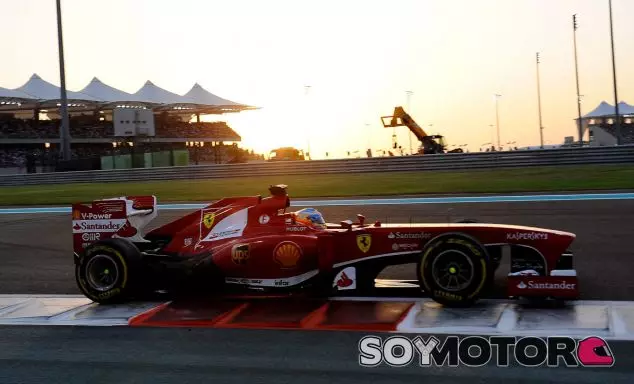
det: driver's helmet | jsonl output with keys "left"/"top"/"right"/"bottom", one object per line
{"left": 294, "top": 208, "right": 326, "bottom": 229}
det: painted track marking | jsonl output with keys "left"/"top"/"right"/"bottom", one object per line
{"left": 1, "top": 192, "right": 633, "bottom": 214}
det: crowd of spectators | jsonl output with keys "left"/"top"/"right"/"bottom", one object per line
{"left": 0, "top": 116, "right": 241, "bottom": 140}
{"left": 596, "top": 122, "right": 634, "bottom": 144}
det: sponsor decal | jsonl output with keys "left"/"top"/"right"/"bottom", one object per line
{"left": 517, "top": 280, "right": 576, "bottom": 290}
{"left": 392, "top": 243, "right": 418, "bottom": 251}
{"left": 509, "top": 269, "right": 540, "bottom": 276}
{"left": 72, "top": 210, "right": 81, "bottom": 220}
{"left": 231, "top": 244, "right": 250, "bottom": 265}
{"left": 507, "top": 232, "right": 549, "bottom": 241}
{"left": 274, "top": 241, "right": 302, "bottom": 268}
{"left": 208, "top": 229, "right": 242, "bottom": 240}
{"left": 286, "top": 225, "right": 308, "bottom": 232}
{"left": 225, "top": 277, "right": 263, "bottom": 285}
{"left": 72, "top": 219, "right": 126, "bottom": 233}
{"left": 388, "top": 232, "right": 431, "bottom": 240}
{"left": 357, "top": 234, "right": 372, "bottom": 253}
{"left": 274, "top": 279, "right": 289, "bottom": 287}
{"left": 201, "top": 208, "right": 248, "bottom": 242}
{"left": 184, "top": 237, "right": 193, "bottom": 247}
{"left": 81, "top": 232, "right": 101, "bottom": 241}
{"left": 258, "top": 214, "right": 270, "bottom": 224}
{"left": 333, "top": 267, "right": 356, "bottom": 290}
{"left": 80, "top": 212, "right": 112, "bottom": 220}
{"left": 358, "top": 335, "right": 614, "bottom": 368}
{"left": 203, "top": 213, "right": 216, "bottom": 229}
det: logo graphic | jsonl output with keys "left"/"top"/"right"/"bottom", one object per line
{"left": 258, "top": 214, "right": 270, "bottom": 224}
{"left": 333, "top": 267, "right": 356, "bottom": 290}
{"left": 73, "top": 223, "right": 81, "bottom": 231}
{"left": 81, "top": 232, "right": 100, "bottom": 241}
{"left": 184, "top": 237, "right": 193, "bottom": 247}
{"left": 231, "top": 244, "right": 250, "bottom": 265}
{"left": 388, "top": 232, "right": 431, "bottom": 240}
{"left": 517, "top": 281, "right": 527, "bottom": 289}
{"left": 72, "top": 210, "right": 81, "bottom": 220}
{"left": 577, "top": 336, "right": 615, "bottom": 367}
{"left": 392, "top": 243, "right": 399, "bottom": 251}
{"left": 358, "top": 335, "right": 615, "bottom": 368}
{"left": 274, "top": 241, "right": 302, "bottom": 268}
{"left": 203, "top": 213, "right": 215, "bottom": 229}
{"left": 357, "top": 234, "right": 372, "bottom": 253}
{"left": 507, "top": 232, "right": 549, "bottom": 240}
{"left": 72, "top": 219, "right": 127, "bottom": 233}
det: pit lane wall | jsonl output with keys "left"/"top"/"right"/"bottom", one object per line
{"left": 2, "top": 295, "right": 634, "bottom": 341}
{"left": 2, "top": 145, "right": 634, "bottom": 186}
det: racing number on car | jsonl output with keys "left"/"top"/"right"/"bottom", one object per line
{"left": 357, "top": 234, "right": 371, "bottom": 253}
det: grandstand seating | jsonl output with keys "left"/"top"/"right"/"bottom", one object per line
{"left": 596, "top": 123, "right": 634, "bottom": 144}
{"left": 0, "top": 117, "right": 240, "bottom": 140}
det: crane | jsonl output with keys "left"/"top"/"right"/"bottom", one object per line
{"left": 381, "top": 106, "right": 461, "bottom": 154}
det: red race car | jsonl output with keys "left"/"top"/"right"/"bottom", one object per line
{"left": 71, "top": 185, "right": 579, "bottom": 307}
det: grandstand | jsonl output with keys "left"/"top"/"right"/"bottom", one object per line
{"left": 579, "top": 101, "right": 634, "bottom": 146}
{"left": 0, "top": 74, "right": 261, "bottom": 172}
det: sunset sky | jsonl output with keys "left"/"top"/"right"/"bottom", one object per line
{"left": 1, "top": 0, "right": 633, "bottom": 159}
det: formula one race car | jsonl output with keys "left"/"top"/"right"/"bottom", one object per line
{"left": 71, "top": 185, "right": 579, "bottom": 307}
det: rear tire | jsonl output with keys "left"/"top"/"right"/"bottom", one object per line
{"left": 75, "top": 238, "right": 142, "bottom": 304}
{"left": 417, "top": 234, "right": 489, "bottom": 307}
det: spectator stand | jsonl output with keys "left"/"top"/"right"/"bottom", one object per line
{"left": 0, "top": 74, "right": 260, "bottom": 172}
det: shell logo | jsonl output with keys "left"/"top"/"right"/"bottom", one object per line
{"left": 72, "top": 210, "right": 81, "bottom": 220}
{"left": 274, "top": 241, "right": 302, "bottom": 268}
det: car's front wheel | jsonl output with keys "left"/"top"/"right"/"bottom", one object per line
{"left": 417, "top": 234, "right": 489, "bottom": 307}
{"left": 75, "top": 238, "right": 142, "bottom": 304}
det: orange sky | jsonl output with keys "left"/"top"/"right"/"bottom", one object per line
{"left": 1, "top": 0, "right": 633, "bottom": 158}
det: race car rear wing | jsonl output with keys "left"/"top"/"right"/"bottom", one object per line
{"left": 71, "top": 195, "right": 158, "bottom": 254}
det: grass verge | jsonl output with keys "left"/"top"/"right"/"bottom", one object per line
{"left": 1, "top": 164, "right": 633, "bottom": 206}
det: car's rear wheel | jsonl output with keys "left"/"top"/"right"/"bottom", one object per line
{"left": 417, "top": 234, "right": 489, "bottom": 307}
{"left": 75, "top": 238, "right": 142, "bottom": 304}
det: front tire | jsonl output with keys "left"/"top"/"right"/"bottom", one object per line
{"left": 417, "top": 234, "right": 489, "bottom": 307}
{"left": 75, "top": 238, "right": 142, "bottom": 304}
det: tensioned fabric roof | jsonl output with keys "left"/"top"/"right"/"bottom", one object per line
{"left": 0, "top": 73, "right": 254, "bottom": 111}
{"left": 582, "top": 101, "right": 634, "bottom": 118}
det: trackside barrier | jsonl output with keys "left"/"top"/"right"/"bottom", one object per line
{"left": 1, "top": 295, "right": 634, "bottom": 340}
{"left": 1, "top": 145, "right": 634, "bottom": 186}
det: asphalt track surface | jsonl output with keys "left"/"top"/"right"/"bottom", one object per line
{"left": 1, "top": 326, "right": 633, "bottom": 384}
{"left": 1, "top": 199, "right": 633, "bottom": 300}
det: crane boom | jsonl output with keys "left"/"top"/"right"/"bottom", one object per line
{"left": 381, "top": 106, "right": 429, "bottom": 142}
{"left": 381, "top": 106, "right": 447, "bottom": 154}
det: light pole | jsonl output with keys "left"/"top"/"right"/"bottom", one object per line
{"left": 304, "top": 85, "right": 311, "bottom": 159}
{"left": 536, "top": 52, "right": 544, "bottom": 149}
{"left": 608, "top": 0, "right": 621, "bottom": 144}
{"left": 406, "top": 90, "right": 413, "bottom": 155}
{"left": 56, "top": 0, "right": 71, "bottom": 161}
{"left": 494, "top": 94, "right": 501, "bottom": 150}
{"left": 573, "top": 14, "right": 584, "bottom": 145}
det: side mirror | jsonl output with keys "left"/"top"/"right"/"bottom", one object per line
{"left": 340, "top": 220, "right": 353, "bottom": 231}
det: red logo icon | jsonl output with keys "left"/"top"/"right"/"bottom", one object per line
{"left": 577, "top": 336, "right": 614, "bottom": 367}
{"left": 336, "top": 272, "right": 353, "bottom": 288}
{"left": 73, "top": 223, "right": 81, "bottom": 231}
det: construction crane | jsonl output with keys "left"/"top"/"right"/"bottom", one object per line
{"left": 381, "top": 106, "right": 461, "bottom": 154}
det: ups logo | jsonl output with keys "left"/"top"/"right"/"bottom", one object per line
{"left": 231, "top": 244, "right": 250, "bottom": 265}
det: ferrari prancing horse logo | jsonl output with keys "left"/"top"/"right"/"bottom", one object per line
{"left": 356, "top": 234, "right": 371, "bottom": 253}
{"left": 203, "top": 213, "right": 215, "bottom": 229}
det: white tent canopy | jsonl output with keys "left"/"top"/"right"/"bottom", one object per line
{"left": 0, "top": 74, "right": 255, "bottom": 110}
{"left": 184, "top": 83, "right": 242, "bottom": 106}
{"left": 79, "top": 77, "right": 145, "bottom": 103}
{"left": 0, "top": 86, "right": 34, "bottom": 101}
{"left": 15, "top": 74, "right": 99, "bottom": 102}
{"left": 133, "top": 80, "right": 197, "bottom": 105}
{"left": 583, "top": 101, "right": 634, "bottom": 118}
